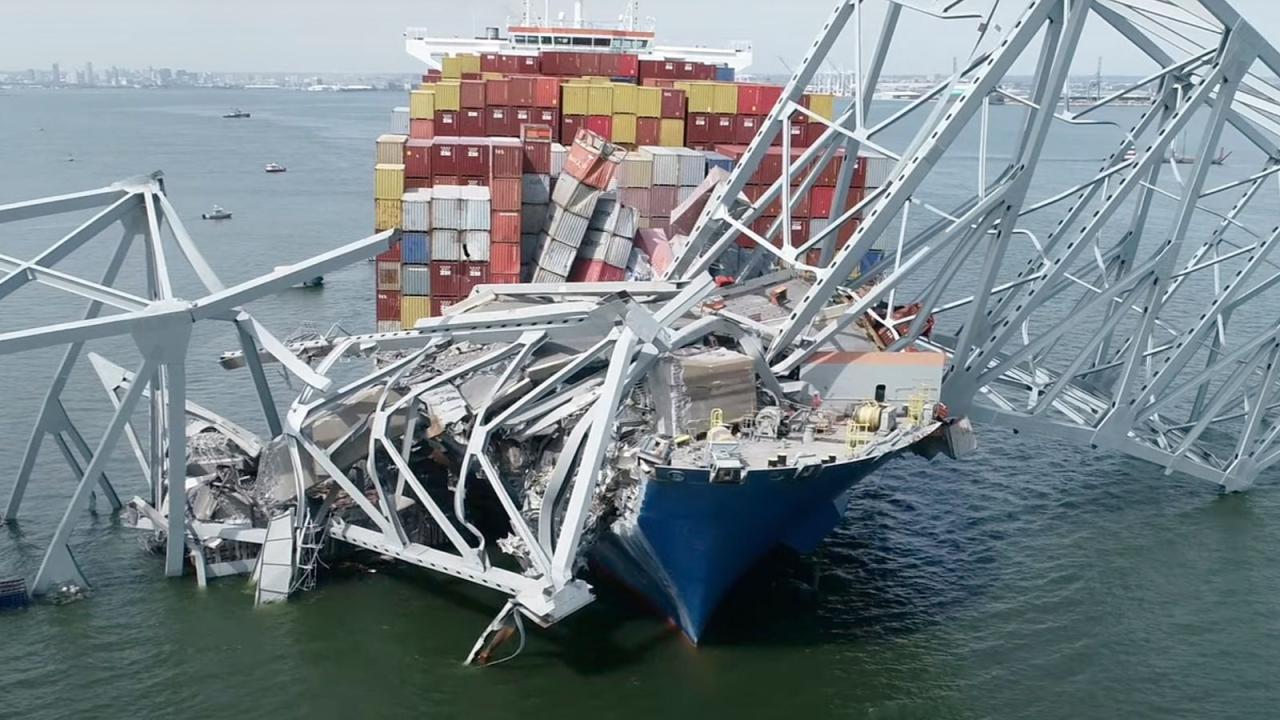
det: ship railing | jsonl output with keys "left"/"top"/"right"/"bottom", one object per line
{"left": 846, "top": 420, "right": 873, "bottom": 455}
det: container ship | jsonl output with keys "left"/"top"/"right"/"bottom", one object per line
{"left": 361, "top": 1, "right": 959, "bottom": 647}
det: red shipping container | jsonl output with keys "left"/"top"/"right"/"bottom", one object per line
{"left": 660, "top": 89, "right": 686, "bottom": 119}
{"left": 738, "top": 84, "right": 784, "bottom": 114}
{"left": 533, "top": 107, "right": 559, "bottom": 128}
{"left": 615, "top": 53, "right": 639, "bottom": 78}
{"left": 458, "top": 108, "right": 486, "bottom": 137}
{"left": 815, "top": 152, "right": 843, "bottom": 187}
{"left": 430, "top": 262, "right": 461, "bottom": 297}
{"left": 486, "top": 106, "right": 515, "bottom": 137}
{"left": 489, "top": 272, "right": 521, "bottom": 284}
{"left": 711, "top": 114, "right": 736, "bottom": 144}
{"left": 376, "top": 240, "right": 401, "bottom": 263}
{"left": 650, "top": 186, "right": 678, "bottom": 216}
{"left": 636, "top": 117, "right": 661, "bottom": 145}
{"left": 789, "top": 189, "right": 811, "bottom": 218}
{"left": 457, "top": 139, "right": 491, "bottom": 179}
{"left": 514, "top": 55, "right": 540, "bottom": 74}
{"left": 433, "top": 175, "right": 462, "bottom": 187}
{"left": 434, "top": 110, "right": 460, "bottom": 137}
{"left": 431, "top": 297, "right": 460, "bottom": 317}
{"left": 512, "top": 108, "right": 534, "bottom": 135}
{"left": 787, "top": 218, "right": 811, "bottom": 247}
{"left": 459, "top": 262, "right": 488, "bottom": 295}
{"left": 490, "top": 177, "right": 522, "bottom": 212}
{"left": 431, "top": 139, "right": 458, "bottom": 177}
{"left": 578, "top": 52, "right": 601, "bottom": 76}
{"left": 405, "top": 177, "right": 432, "bottom": 190}
{"left": 585, "top": 115, "right": 613, "bottom": 140}
{"left": 811, "top": 186, "right": 835, "bottom": 218}
{"left": 481, "top": 53, "right": 503, "bottom": 73}
{"left": 423, "top": 69, "right": 443, "bottom": 83}
{"left": 787, "top": 122, "right": 809, "bottom": 148}
{"left": 561, "top": 115, "right": 585, "bottom": 145}
{"left": 490, "top": 242, "right": 521, "bottom": 274}
{"left": 492, "top": 212, "right": 521, "bottom": 243}
{"left": 404, "top": 139, "right": 433, "bottom": 178}
{"left": 569, "top": 260, "right": 625, "bottom": 282}
{"left": 409, "top": 118, "right": 436, "bottom": 140}
{"left": 509, "top": 76, "right": 536, "bottom": 107}
{"left": 521, "top": 123, "right": 554, "bottom": 142}
{"left": 460, "top": 177, "right": 486, "bottom": 187}
{"left": 733, "top": 115, "right": 760, "bottom": 145}
{"left": 486, "top": 78, "right": 510, "bottom": 106}
{"left": 460, "top": 79, "right": 486, "bottom": 108}
{"left": 491, "top": 139, "right": 523, "bottom": 178}
{"left": 538, "top": 51, "right": 558, "bottom": 76}
{"left": 639, "top": 60, "right": 674, "bottom": 80}
{"left": 564, "top": 130, "right": 621, "bottom": 189}
{"left": 533, "top": 77, "right": 560, "bottom": 108}
{"left": 376, "top": 290, "right": 401, "bottom": 321}
{"left": 461, "top": 71, "right": 483, "bottom": 81}
{"left": 851, "top": 156, "right": 869, "bottom": 188}
{"left": 686, "top": 113, "right": 713, "bottom": 145}
{"left": 522, "top": 140, "right": 551, "bottom": 174}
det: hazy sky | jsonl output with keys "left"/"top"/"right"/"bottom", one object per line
{"left": 4, "top": 1, "right": 1280, "bottom": 76}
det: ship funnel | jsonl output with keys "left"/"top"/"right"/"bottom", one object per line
{"left": 484, "top": 26, "right": 500, "bottom": 40}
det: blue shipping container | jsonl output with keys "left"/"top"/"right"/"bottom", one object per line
{"left": 702, "top": 151, "right": 734, "bottom": 174}
{"left": 402, "top": 231, "right": 430, "bottom": 264}
{"left": 860, "top": 248, "right": 884, "bottom": 277}
{"left": 714, "top": 66, "right": 736, "bottom": 82}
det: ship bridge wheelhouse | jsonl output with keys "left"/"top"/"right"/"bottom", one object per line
{"left": 509, "top": 32, "right": 652, "bottom": 51}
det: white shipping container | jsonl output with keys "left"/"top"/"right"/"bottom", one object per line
{"left": 402, "top": 265, "right": 432, "bottom": 296}
{"left": 588, "top": 196, "right": 619, "bottom": 231}
{"left": 647, "top": 147, "right": 681, "bottom": 186}
{"left": 619, "top": 149, "right": 654, "bottom": 189}
{"left": 462, "top": 231, "right": 491, "bottom": 261}
{"left": 578, "top": 230, "right": 611, "bottom": 261}
{"left": 377, "top": 134, "right": 408, "bottom": 165}
{"left": 604, "top": 235, "right": 633, "bottom": 269}
{"left": 546, "top": 206, "right": 591, "bottom": 248}
{"left": 531, "top": 266, "right": 567, "bottom": 284}
{"left": 431, "top": 186, "right": 463, "bottom": 230}
{"left": 521, "top": 173, "right": 552, "bottom": 205}
{"left": 391, "top": 107, "right": 410, "bottom": 135}
{"left": 677, "top": 185, "right": 696, "bottom": 204}
{"left": 431, "top": 229, "right": 463, "bottom": 261}
{"left": 614, "top": 206, "right": 638, "bottom": 238}
{"left": 401, "top": 189, "right": 433, "bottom": 232}
{"left": 459, "top": 185, "right": 492, "bottom": 230}
{"left": 376, "top": 260, "right": 402, "bottom": 291}
{"left": 551, "top": 175, "right": 601, "bottom": 217}
{"left": 376, "top": 320, "right": 402, "bottom": 334}
{"left": 675, "top": 147, "right": 708, "bottom": 187}
{"left": 537, "top": 238, "right": 579, "bottom": 276}
{"left": 550, "top": 143, "right": 567, "bottom": 177}
{"left": 861, "top": 153, "right": 894, "bottom": 187}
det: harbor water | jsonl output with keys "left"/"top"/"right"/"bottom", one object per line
{"left": 2, "top": 88, "right": 1280, "bottom": 719}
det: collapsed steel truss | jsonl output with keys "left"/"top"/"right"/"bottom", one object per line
{"left": 672, "top": 0, "right": 1280, "bottom": 491}
{"left": 4, "top": 0, "right": 1280, "bottom": 659}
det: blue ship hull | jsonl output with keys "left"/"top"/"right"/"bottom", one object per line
{"left": 594, "top": 453, "right": 891, "bottom": 643}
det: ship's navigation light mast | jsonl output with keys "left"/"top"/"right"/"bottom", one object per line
{"left": 573, "top": 0, "right": 584, "bottom": 28}
{"left": 621, "top": 0, "right": 640, "bottom": 31}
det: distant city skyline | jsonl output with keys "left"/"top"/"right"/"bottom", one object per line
{"left": 4, "top": 1, "right": 1280, "bottom": 77}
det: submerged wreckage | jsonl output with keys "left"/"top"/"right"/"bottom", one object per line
{"left": 10, "top": 0, "right": 1280, "bottom": 663}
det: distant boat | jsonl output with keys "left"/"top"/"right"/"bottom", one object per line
{"left": 264, "top": 163, "right": 286, "bottom": 173}
{"left": 223, "top": 108, "right": 251, "bottom": 119}
{"left": 201, "top": 205, "right": 232, "bottom": 220}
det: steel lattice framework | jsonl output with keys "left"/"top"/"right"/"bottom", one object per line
{"left": 670, "top": 0, "right": 1280, "bottom": 491}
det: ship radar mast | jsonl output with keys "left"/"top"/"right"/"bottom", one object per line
{"left": 620, "top": 0, "right": 640, "bottom": 30}
{"left": 573, "top": 1, "right": 584, "bottom": 28}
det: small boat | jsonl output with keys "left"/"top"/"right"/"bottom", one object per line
{"left": 201, "top": 205, "right": 232, "bottom": 220}
{"left": 298, "top": 276, "right": 324, "bottom": 288}
{"left": 223, "top": 108, "right": 251, "bottom": 119}
{"left": 264, "top": 163, "right": 287, "bottom": 173}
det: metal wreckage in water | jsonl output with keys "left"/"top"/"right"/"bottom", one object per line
{"left": 8, "top": 0, "right": 1280, "bottom": 663}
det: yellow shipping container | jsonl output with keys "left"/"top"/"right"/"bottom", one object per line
{"left": 401, "top": 296, "right": 432, "bottom": 330}
{"left": 376, "top": 134, "right": 407, "bottom": 164}
{"left": 482, "top": 71, "right": 504, "bottom": 80}
{"left": 409, "top": 89, "right": 436, "bottom": 119}
{"left": 659, "top": 119, "right": 685, "bottom": 147}
{"left": 612, "top": 114, "right": 637, "bottom": 144}
{"left": 588, "top": 85, "right": 614, "bottom": 116}
{"left": 562, "top": 84, "right": 590, "bottom": 116}
{"left": 636, "top": 87, "right": 662, "bottom": 118}
{"left": 432, "top": 81, "right": 461, "bottom": 111}
{"left": 712, "top": 83, "right": 739, "bottom": 114}
{"left": 685, "top": 82, "right": 716, "bottom": 113}
{"left": 459, "top": 54, "right": 481, "bottom": 74}
{"left": 585, "top": 76, "right": 613, "bottom": 85}
{"left": 374, "top": 199, "right": 402, "bottom": 231}
{"left": 374, "top": 163, "right": 405, "bottom": 201}
{"left": 441, "top": 56, "right": 463, "bottom": 79}
{"left": 808, "top": 93, "right": 836, "bottom": 120}
{"left": 611, "top": 84, "right": 637, "bottom": 115}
